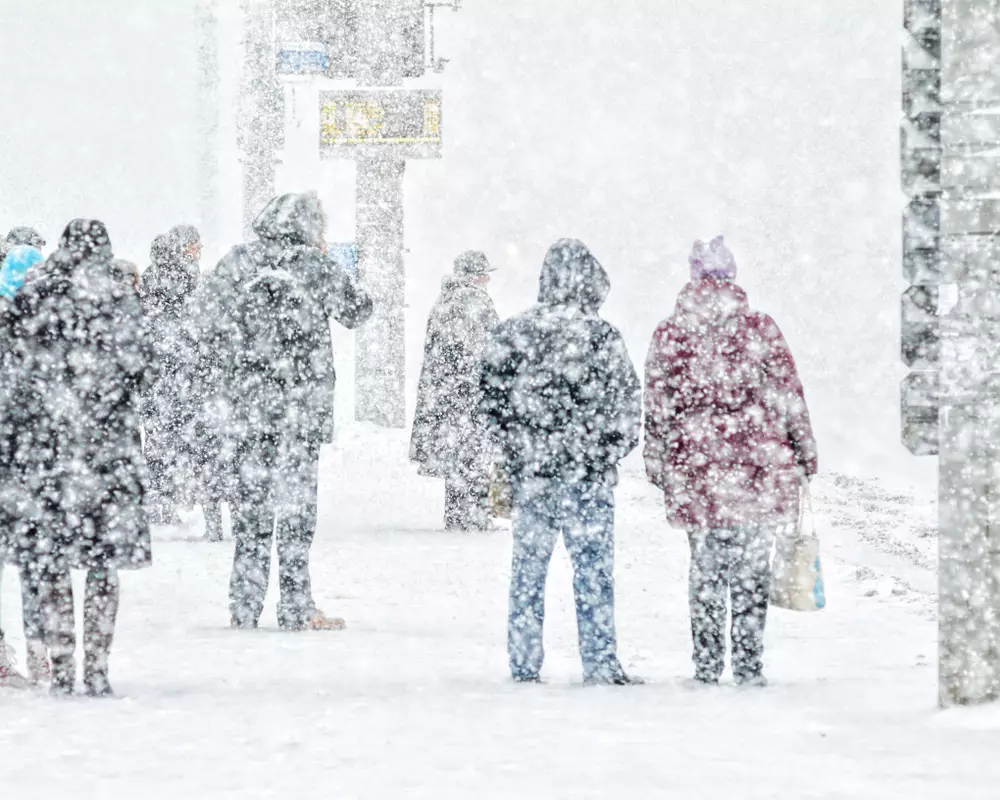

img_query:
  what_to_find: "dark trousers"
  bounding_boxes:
[229,443,319,630]
[445,474,490,531]
[25,561,120,689]
[687,526,772,682]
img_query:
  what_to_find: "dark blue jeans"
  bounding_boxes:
[508,478,620,680]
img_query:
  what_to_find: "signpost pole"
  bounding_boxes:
[937,0,1000,706]
[196,0,221,251]
[351,0,426,428]
[239,0,283,238]
[355,154,407,427]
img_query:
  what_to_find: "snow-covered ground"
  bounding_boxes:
[2,428,997,799]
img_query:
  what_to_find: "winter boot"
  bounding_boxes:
[49,655,76,696]
[26,640,51,685]
[733,673,768,688]
[82,569,120,698]
[583,659,645,686]
[0,637,31,690]
[205,511,224,542]
[307,609,346,631]
[83,651,114,698]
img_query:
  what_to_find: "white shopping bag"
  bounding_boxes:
[770,483,826,612]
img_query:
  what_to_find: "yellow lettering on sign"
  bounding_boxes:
[320,101,341,144]
[423,99,442,140]
[345,101,384,141]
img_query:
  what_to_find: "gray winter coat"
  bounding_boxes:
[479,239,641,485]
[0,220,155,570]
[194,194,373,455]
[410,275,499,478]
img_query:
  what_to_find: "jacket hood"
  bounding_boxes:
[252,192,326,248]
[58,218,113,267]
[537,238,610,313]
[6,226,45,249]
[0,245,45,300]
[673,277,750,327]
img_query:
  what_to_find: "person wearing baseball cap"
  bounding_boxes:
[410,250,499,531]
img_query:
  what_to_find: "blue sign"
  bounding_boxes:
[276,45,329,76]
[329,242,358,277]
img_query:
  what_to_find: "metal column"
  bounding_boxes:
[355,154,406,428]
[937,0,1000,706]
[239,0,283,237]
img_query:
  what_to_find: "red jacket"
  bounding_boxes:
[643,279,817,529]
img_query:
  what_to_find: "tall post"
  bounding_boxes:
[196,0,221,249]
[355,155,406,427]
[350,0,425,427]
[239,0,284,237]
[937,0,1000,706]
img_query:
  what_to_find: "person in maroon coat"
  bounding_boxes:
[643,236,817,686]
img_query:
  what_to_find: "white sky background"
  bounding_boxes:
[0,0,928,492]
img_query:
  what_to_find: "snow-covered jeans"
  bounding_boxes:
[687,525,773,682]
[508,478,620,681]
[229,441,319,630]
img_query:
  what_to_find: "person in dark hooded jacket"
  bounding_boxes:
[200,192,372,632]
[140,226,202,526]
[0,219,154,696]
[410,250,500,531]
[643,236,818,687]
[480,239,642,685]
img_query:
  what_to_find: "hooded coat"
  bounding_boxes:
[0,245,45,301]
[480,239,641,485]
[643,278,818,529]
[194,193,373,458]
[410,274,500,478]
[0,220,154,570]
[139,232,201,501]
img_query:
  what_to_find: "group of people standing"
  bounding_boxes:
[0,192,372,695]
[411,234,816,686]
[0,197,816,695]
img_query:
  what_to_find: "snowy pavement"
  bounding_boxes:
[3,428,1000,799]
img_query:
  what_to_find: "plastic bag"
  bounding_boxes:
[770,483,826,612]
[488,468,513,519]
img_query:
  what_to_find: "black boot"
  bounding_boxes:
[204,501,224,542]
[83,652,114,698]
[83,569,120,698]
[50,655,75,697]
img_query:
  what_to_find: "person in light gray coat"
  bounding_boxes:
[410,251,500,531]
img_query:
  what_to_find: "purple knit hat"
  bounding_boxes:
[689,235,737,281]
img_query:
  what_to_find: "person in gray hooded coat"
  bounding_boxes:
[139,226,202,526]
[199,192,373,631]
[480,239,642,686]
[410,250,499,531]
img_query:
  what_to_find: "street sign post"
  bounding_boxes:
[318,87,444,428]
[905,0,1000,706]
[243,0,460,429]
